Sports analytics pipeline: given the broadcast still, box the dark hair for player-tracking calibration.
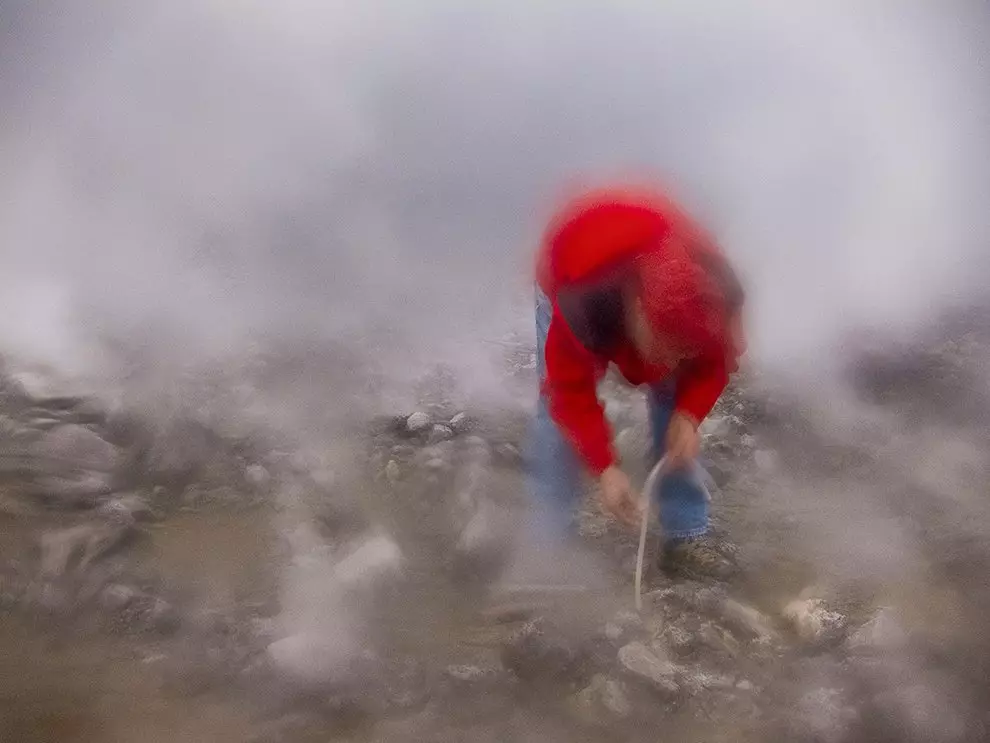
[690,247,745,316]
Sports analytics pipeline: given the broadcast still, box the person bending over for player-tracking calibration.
[526,185,747,580]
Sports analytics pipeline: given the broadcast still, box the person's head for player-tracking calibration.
[622,237,746,367]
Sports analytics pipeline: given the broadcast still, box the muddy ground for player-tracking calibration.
[1,304,988,743]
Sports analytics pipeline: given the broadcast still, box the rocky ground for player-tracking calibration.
[0,305,988,742]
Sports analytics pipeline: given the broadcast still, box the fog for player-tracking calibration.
[2,4,990,738]
[2,1,986,396]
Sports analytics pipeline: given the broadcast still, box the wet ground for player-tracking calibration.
[1,309,989,742]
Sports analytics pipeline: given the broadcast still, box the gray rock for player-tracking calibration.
[719,599,779,643]
[267,633,359,687]
[448,412,470,433]
[846,607,908,654]
[98,494,157,524]
[574,674,631,720]
[678,669,735,694]
[406,412,431,433]
[148,597,181,634]
[698,622,741,659]
[494,443,521,463]
[443,664,503,693]
[601,677,632,717]
[33,424,120,472]
[245,464,271,488]
[663,624,697,656]
[502,618,589,685]
[617,642,680,697]
[782,596,848,646]
[100,583,141,612]
[429,424,454,443]
[33,471,115,506]
[39,522,133,579]
[332,533,404,591]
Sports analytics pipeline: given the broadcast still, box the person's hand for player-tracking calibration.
[665,411,700,469]
[597,465,641,527]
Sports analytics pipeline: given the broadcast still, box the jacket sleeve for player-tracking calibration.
[542,309,615,474]
[673,353,730,424]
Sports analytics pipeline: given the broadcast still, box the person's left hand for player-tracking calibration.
[666,411,700,469]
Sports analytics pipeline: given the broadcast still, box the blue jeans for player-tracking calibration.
[524,287,710,543]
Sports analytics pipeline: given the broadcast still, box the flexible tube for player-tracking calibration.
[634,457,713,611]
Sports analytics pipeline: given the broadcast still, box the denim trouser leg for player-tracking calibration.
[647,382,710,540]
[523,288,584,541]
[524,286,710,543]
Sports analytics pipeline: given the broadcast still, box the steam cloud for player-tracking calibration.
[1,1,986,391]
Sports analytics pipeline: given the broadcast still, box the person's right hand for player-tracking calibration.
[597,465,641,528]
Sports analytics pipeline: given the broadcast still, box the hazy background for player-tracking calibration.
[2,0,987,404]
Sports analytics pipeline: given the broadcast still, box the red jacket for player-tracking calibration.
[536,187,736,474]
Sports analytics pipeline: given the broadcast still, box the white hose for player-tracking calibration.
[634,456,713,612]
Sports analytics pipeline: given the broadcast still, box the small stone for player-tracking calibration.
[34,471,114,506]
[100,583,140,612]
[719,599,779,643]
[33,424,120,472]
[148,598,180,634]
[699,416,728,438]
[98,494,156,524]
[602,678,632,717]
[502,618,587,684]
[698,622,741,658]
[245,464,271,488]
[443,664,501,690]
[617,642,680,697]
[267,634,357,687]
[429,425,454,443]
[332,533,404,592]
[445,664,486,682]
[494,443,520,463]
[680,670,735,694]
[846,607,908,654]
[782,596,848,646]
[663,624,697,656]
[449,412,470,432]
[604,623,624,642]
[406,412,431,433]
[574,674,631,720]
